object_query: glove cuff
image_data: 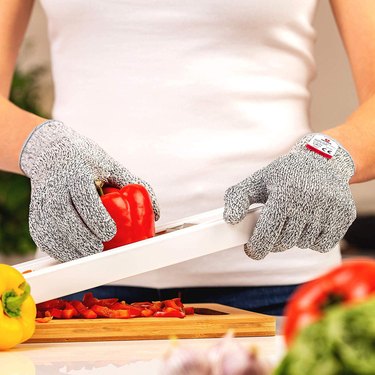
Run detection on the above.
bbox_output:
[293,133,355,180]
[19,120,69,177]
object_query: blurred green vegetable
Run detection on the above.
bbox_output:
[275,297,375,375]
[0,67,47,255]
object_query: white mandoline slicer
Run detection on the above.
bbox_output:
[14,207,262,303]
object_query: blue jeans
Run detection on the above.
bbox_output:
[64,284,300,316]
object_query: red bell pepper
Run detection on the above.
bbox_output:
[283,259,375,346]
[96,183,155,250]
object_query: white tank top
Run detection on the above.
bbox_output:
[39,0,341,287]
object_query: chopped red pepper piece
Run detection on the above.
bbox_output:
[184,307,195,315]
[71,300,97,319]
[91,304,113,318]
[110,303,142,316]
[164,298,183,311]
[154,308,186,318]
[61,309,75,319]
[124,307,142,318]
[148,302,163,313]
[48,308,63,319]
[91,304,143,319]
[36,316,53,323]
[131,302,154,308]
[97,298,118,307]
[37,299,65,311]
[110,309,131,319]
[141,309,154,317]
[111,308,136,319]
[110,302,130,310]
[64,301,79,317]
[82,292,118,308]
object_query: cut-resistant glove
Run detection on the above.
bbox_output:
[224,134,356,260]
[20,120,160,262]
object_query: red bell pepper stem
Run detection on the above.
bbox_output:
[95,180,105,197]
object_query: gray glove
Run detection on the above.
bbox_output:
[224,133,356,260]
[20,120,160,262]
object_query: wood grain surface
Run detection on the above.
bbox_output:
[28,303,276,343]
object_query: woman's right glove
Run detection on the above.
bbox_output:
[224,134,356,260]
[20,120,160,262]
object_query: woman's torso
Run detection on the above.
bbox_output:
[39,0,341,287]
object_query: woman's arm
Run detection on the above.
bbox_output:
[324,0,375,183]
[0,0,47,173]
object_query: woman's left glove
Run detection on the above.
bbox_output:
[224,134,356,260]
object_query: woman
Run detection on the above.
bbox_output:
[0,0,373,315]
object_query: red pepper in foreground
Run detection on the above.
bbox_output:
[96,183,155,250]
[36,294,194,321]
[283,258,375,346]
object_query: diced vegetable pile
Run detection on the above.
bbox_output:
[36,293,194,322]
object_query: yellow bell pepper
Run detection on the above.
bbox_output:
[0,264,36,350]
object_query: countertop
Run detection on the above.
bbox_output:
[0,318,285,375]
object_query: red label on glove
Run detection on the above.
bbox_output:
[306,135,338,159]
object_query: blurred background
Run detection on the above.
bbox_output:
[1,0,374,263]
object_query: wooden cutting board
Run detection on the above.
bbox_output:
[28,303,275,343]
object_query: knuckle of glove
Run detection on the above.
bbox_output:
[223,186,249,224]
[272,237,296,253]
[297,232,319,250]
[310,240,334,254]
[244,242,268,260]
